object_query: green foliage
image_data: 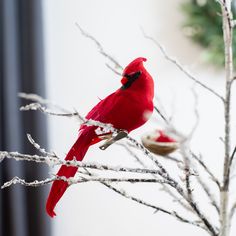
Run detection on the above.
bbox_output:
[181,0,236,67]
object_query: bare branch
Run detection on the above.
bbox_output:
[80,165,205,230]
[27,134,57,158]
[187,86,200,140]
[196,175,220,214]
[191,152,221,189]
[229,145,236,174]
[229,201,236,220]
[126,138,217,235]
[0,150,166,176]
[20,102,79,118]
[126,135,184,193]
[20,101,118,134]
[154,106,170,125]
[105,63,122,76]
[75,22,123,70]
[101,182,207,231]
[1,175,173,189]
[141,28,224,101]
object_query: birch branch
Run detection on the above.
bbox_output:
[217,1,233,235]
[141,28,224,101]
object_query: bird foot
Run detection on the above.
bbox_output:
[99,130,128,150]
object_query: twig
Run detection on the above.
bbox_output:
[141,28,224,101]
[229,145,236,175]
[126,135,184,193]
[182,146,218,236]
[0,151,166,176]
[101,182,207,231]
[1,175,172,189]
[20,102,117,134]
[229,201,236,220]
[154,106,170,125]
[20,103,78,118]
[26,134,57,158]
[75,22,123,70]
[127,137,217,235]
[196,175,220,214]
[187,86,200,140]
[191,152,221,190]
[105,63,122,76]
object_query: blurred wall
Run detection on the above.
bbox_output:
[43,0,236,236]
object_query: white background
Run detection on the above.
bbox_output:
[43,0,236,235]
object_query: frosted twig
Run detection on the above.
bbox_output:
[141,28,224,101]
[19,92,52,105]
[82,163,203,230]
[20,101,117,134]
[126,135,185,194]
[181,146,218,236]
[187,86,200,140]
[105,63,122,76]
[191,152,221,189]
[18,92,70,113]
[1,176,56,188]
[196,175,220,214]
[101,182,207,231]
[229,145,236,174]
[27,134,57,158]
[229,201,236,220]
[0,151,165,175]
[20,103,79,118]
[75,22,123,71]
[121,142,193,213]
[1,176,172,189]
[154,106,170,125]
[125,137,217,235]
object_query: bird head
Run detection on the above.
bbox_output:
[121,57,147,89]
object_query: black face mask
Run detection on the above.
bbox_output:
[121,71,142,90]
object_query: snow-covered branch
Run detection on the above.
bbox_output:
[0,150,164,176]
[1,176,171,189]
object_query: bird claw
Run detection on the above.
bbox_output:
[99,130,128,150]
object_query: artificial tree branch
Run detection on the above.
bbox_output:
[75,22,123,71]
[1,176,173,189]
[123,140,218,235]
[218,0,234,235]
[196,175,220,214]
[0,150,166,176]
[229,201,236,221]
[101,182,207,231]
[141,28,224,102]
[191,152,221,189]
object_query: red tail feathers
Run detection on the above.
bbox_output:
[46,128,95,217]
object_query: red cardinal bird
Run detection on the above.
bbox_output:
[46,57,154,217]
